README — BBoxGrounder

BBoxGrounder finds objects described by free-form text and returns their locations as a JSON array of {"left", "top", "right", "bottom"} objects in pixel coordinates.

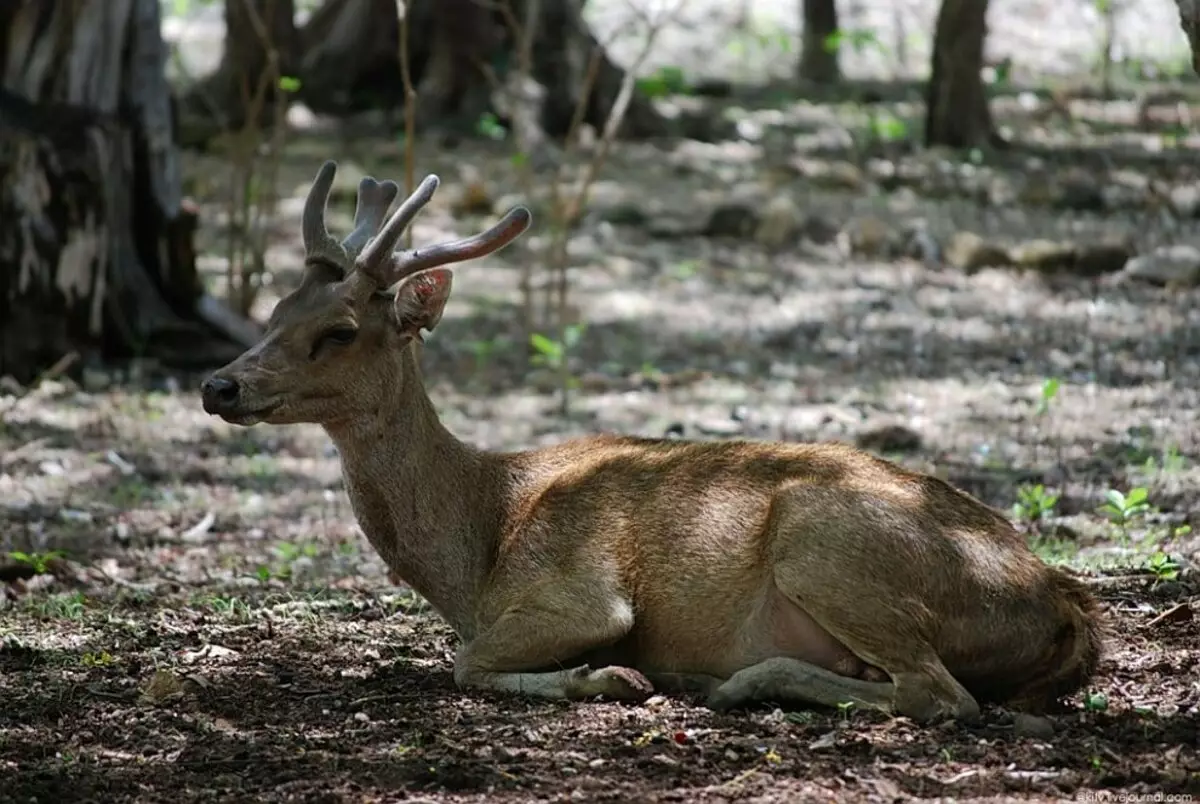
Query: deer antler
[
  {"left": 355, "top": 173, "right": 533, "bottom": 288},
  {"left": 342, "top": 176, "right": 401, "bottom": 260},
  {"left": 302, "top": 160, "right": 346, "bottom": 270}
]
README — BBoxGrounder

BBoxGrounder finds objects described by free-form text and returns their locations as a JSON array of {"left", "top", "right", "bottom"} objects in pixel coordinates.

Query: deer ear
[{"left": 393, "top": 268, "right": 453, "bottom": 341}]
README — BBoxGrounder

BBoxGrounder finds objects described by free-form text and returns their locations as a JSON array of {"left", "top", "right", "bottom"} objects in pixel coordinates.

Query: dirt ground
[{"left": 3, "top": 78, "right": 1200, "bottom": 801}]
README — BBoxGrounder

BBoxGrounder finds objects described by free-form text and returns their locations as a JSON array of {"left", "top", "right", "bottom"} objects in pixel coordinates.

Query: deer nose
[{"left": 200, "top": 375, "right": 240, "bottom": 413}]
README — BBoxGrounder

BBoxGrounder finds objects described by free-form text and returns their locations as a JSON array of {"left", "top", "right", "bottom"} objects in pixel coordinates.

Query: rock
[
  {"left": 1013, "top": 713, "right": 1055, "bottom": 739},
  {"left": 450, "top": 179, "right": 494, "bottom": 216},
  {"left": 798, "top": 213, "right": 841, "bottom": 245},
  {"left": 1168, "top": 183, "right": 1200, "bottom": 218},
  {"left": 597, "top": 202, "right": 650, "bottom": 227},
  {"left": 856, "top": 425, "right": 922, "bottom": 454},
  {"left": 1118, "top": 244, "right": 1200, "bottom": 286},
  {"left": 791, "top": 158, "right": 865, "bottom": 191},
  {"left": 899, "top": 220, "right": 941, "bottom": 264},
  {"left": 945, "top": 231, "right": 1009, "bottom": 272},
  {"left": 1010, "top": 239, "right": 1078, "bottom": 273},
  {"left": 1052, "top": 169, "right": 1105, "bottom": 212},
  {"left": 755, "top": 193, "right": 802, "bottom": 249},
  {"left": 1073, "top": 241, "right": 1134, "bottom": 276},
  {"left": 695, "top": 418, "right": 744, "bottom": 437},
  {"left": 704, "top": 201, "right": 760, "bottom": 238},
  {"left": 838, "top": 216, "right": 894, "bottom": 258}
]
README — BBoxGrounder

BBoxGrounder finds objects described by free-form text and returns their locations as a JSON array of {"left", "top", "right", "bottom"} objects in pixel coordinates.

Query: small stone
[
  {"left": 704, "top": 201, "right": 760, "bottom": 238},
  {"left": 945, "top": 231, "right": 1009, "bottom": 272},
  {"left": 1009, "top": 239, "right": 1077, "bottom": 273},
  {"left": 1119, "top": 244, "right": 1200, "bottom": 287},
  {"left": 856, "top": 425, "right": 922, "bottom": 454},
  {"left": 1169, "top": 183, "right": 1200, "bottom": 218},
  {"left": 354, "top": 711, "right": 370, "bottom": 723},
  {"left": 755, "top": 193, "right": 802, "bottom": 249},
  {"left": 1013, "top": 713, "right": 1054, "bottom": 739},
  {"left": 1073, "top": 241, "right": 1134, "bottom": 276},
  {"left": 450, "top": 180, "right": 494, "bottom": 216},
  {"left": 838, "top": 216, "right": 894, "bottom": 258}
]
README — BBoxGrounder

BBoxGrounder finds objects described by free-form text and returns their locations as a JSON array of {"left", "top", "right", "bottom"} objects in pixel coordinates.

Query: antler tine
[
  {"left": 356, "top": 174, "right": 441, "bottom": 285},
  {"left": 341, "top": 177, "right": 400, "bottom": 260},
  {"left": 386, "top": 206, "right": 534, "bottom": 286},
  {"left": 302, "top": 160, "right": 346, "bottom": 268}
]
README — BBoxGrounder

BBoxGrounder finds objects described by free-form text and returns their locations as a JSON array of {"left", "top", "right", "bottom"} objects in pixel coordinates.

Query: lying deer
[{"left": 200, "top": 161, "right": 1104, "bottom": 725}]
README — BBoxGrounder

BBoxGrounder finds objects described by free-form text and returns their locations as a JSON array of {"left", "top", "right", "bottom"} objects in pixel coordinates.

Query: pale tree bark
[
  {"left": 923, "top": 0, "right": 995, "bottom": 148},
  {"left": 798, "top": 0, "right": 840, "bottom": 84},
  {"left": 1174, "top": 0, "right": 1200, "bottom": 73},
  {"left": 0, "top": 0, "right": 249, "bottom": 384}
]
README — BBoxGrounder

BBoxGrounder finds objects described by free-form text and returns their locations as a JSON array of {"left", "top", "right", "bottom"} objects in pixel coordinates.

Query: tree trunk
[
  {"left": 1174, "top": 0, "right": 1200, "bottom": 74},
  {"left": 176, "top": 0, "right": 299, "bottom": 146},
  {"left": 0, "top": 0, "right": 251, "bottom": 385},
  {"left": 798, "top": 0, "right": 840, "bottom": 84},
  {"left": 923, "top": 0, "right": 995, "bottom": 148},
  {"left": 292, "top": 0, "right": 670, "bottom": 140}
]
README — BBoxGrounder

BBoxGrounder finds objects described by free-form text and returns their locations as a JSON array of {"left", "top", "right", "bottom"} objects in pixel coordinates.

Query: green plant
[
  {"left": 836, "top": 700, "right": 856, "bottom": 723},
  {"left": 1145, "top": 551, "right": 1180, "bottom": 584},
  {"left": 530, "top": 322, "right": 587, "bottom": 414},
  {"left": 1143, "top": 444, "right": 1186, "bottom": 475},
  {"left": 1036, "top": 377, "right": 1061, "bottom": 416},
  {"left": 35, "top": 591, "right": 87, "bottom": 620},
  {"left": 81, "top": 650, "right": 115, "bottom": 667},
  {"left": 7, "top": 550, "right": 65, "bottom": 574},
  {"left": 1012, "top": 484, "right": 1059, "bottom": 528},
  {"left": 635, "top": 65, "right": 691, "bottom": 98},
  {"left": 1097, "top": 487, "right": 1150, "bottom": 545}
]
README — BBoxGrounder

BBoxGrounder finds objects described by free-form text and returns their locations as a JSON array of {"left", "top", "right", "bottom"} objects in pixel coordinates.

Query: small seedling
[
  {"left": 1012, "top": 484, "right": 1059, "bottom": 527},
  {"left": 836, "top": 700, "right": 856, "bottom": 723},
  {"left": 81, "top": 650, "right": 115, "bottom": 667},
  {"left": 1097, "top": 487, "right": 1150, "bottom": 545},
  {"left": 1035, "top": 377, "right": 1061, "bottom": 416},
  {"left": 7, "top": 550, "right": 65, "bottom": 574},
  {"left": 1083, "top": 692, "right": 1108, "bottom": 712},
  {"left": 1146, "top": 551, "right": 1180, "bottom": 584}
]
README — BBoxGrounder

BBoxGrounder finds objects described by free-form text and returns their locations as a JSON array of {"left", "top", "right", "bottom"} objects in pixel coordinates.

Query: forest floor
[{"left": 4, "top": 77, "right": 1200, "bottom": 802}]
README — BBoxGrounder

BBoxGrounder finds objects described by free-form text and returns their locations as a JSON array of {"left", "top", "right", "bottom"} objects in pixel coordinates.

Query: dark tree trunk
[
  {"left": 1174, "top": 0, "right": 1200, "bottom": 74},
  {"left": 923, "top": 0, "right": 995, "bottom": 148},
  {"left": 798, "top": 0, "right": 840, "bottom": 84},
  {"left": 176, "top": 0, "right": 299, "bottom": 146},
  {"left": 0, "top": 0, "right": 251, "bottom": 385},
  {"left": 292, "top": 0, "right": 670, "bottom": 140}
]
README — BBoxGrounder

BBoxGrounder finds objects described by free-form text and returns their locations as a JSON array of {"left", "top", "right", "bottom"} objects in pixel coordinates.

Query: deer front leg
[{"left": 453, "top": 594, "right": 654, "bottom": 703}]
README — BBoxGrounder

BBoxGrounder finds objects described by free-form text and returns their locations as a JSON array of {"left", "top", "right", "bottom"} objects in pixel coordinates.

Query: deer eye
[{"left": 311, "top": 327, "right": 358, "bottom": 358}]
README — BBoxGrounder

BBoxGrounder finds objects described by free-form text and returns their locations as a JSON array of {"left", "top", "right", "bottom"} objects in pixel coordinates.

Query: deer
[{"left": 200, "top": 161, "right": 1105, "bottom": 727}]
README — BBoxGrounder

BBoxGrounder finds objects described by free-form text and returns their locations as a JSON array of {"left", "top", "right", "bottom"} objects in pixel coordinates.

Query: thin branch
[{"left": 399, "top": 0, "right": 418, "bottom": 249}]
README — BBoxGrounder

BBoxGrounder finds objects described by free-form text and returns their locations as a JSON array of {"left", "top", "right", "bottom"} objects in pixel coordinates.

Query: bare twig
[
  {"left": 542, "top": 0, "right": 688, "bottom": 414},
  {"left": 399, "top": 0, "right": 418, "bottom": 249}
]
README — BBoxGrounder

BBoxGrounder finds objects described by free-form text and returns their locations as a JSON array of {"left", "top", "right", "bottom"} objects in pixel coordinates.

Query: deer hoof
[{"left": 584, "top": 666, "right": 654, "bottom": 702}]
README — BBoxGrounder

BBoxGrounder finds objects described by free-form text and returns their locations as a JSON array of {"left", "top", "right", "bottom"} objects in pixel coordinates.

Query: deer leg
[
  {"left": 453, "top": 595, "right": 653, "bottom": 703},
  {"left": 770, "top": 573, "right": 981, "bottom": 725},
  {"left": 707, "top": 656, "right": 896, "bottom": 713}
]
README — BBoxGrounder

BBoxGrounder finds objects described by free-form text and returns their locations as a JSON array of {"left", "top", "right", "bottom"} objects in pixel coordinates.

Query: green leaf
[
  {"left": 530, "top": 333, "right": 563, "bottom": 359},
  {"left": 278, "top": 75, "right": 302, "bottom": 93},
  {"left": 1125, "top": 487, "right": 1148, "bottom": 506}
]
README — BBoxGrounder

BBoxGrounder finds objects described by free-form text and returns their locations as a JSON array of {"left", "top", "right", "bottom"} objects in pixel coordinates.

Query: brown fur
[{"left": 200, "top": 163, "right": 1105, "bottom": 725}]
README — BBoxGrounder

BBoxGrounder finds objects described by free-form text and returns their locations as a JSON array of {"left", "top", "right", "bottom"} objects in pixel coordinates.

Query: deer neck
[{"left": 322, "top": 343, "right": 501, "bottom": 640}]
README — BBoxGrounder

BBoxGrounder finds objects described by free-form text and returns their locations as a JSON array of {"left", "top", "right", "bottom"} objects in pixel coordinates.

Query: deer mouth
[{"left": 218, "top": 401, "right": 282, "bottom": 426}]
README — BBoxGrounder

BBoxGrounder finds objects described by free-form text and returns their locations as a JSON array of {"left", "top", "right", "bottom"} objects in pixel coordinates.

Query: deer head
[{"left": 200, "top": 160, "right": 532, "bottom": 427}]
